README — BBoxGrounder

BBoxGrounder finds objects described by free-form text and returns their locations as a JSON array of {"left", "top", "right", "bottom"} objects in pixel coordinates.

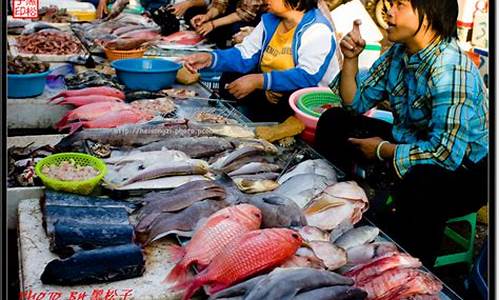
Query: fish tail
[
  {"left": 176, "top": 276, "right": 205, "bottom": 300},
  {"left": 164, "top": 245, "right": 188, "bottom": 283},
  {"left": 62, "top": 122, "right": 84, "bottom": 134},
  {"left": 54, "top": 113, "right": 70, "bottom": 130},
  {"left": 165, "top": 244, "right": 186, "bottom": 262},
  {"left": 48, "top": 92, "right": 66, "bottom": 102}
]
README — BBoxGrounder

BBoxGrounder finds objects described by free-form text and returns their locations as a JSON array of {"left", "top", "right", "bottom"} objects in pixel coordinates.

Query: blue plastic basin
[
  {"left": 111, "top": 58, "right": 181, "bottom": 91},
  {"left": 8, "top": 70, "right": 50, "bottom": 98}
]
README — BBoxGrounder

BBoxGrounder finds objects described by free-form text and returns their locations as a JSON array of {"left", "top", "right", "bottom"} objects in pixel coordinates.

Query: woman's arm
[{"left": 212, "top": 12, "right": 243, "bottom": 28}]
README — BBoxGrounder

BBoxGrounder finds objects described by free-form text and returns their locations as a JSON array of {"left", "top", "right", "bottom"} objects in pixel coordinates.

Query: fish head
[
  {"left": 265, "top": 228, "right": 303, "bottom": 249},
  {"left": 230, "top": 203, "right": 262, "bottom": 229}
]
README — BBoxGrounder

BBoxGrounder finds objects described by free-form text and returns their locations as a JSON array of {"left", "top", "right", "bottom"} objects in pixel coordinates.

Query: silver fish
[
  {"left": 210, "top": 275, "right": 267, "bottom": 299},
  {"left": 346, "top": 241, "right": 399, "bottom": 265},
  {"left": 307, "top": 241, "right": 347, "bottom": 271},
  {"left": 228, "top": 162, "right": 282, "bottom": 176},
  {"left": 274, "top": 174, "right": 335, "bottom": 208},
  {"left": 112, "top": 175, "right": 208, "bottom": 191},
  {"left": 211, "top": 146, "right": 267, "bottom": 170},
  {"left": 136, "top": 137, "right": 233, "bottom": 158},
  {"left": 104, "top": 149, "right": 189, "bottom": 165},
  {"left": 298, "top": 226, "right": 329, "bottom": 242},
  {"left": 278, "top": 159, "right": 338, "bottom": 184},
  {"left": 334, "top": 226, "right": 380, "bottom": 250},
  {"left": 242, "top": 194, "right": 306, "bottom": 228},
  {"left": 231, "top": 172, "right": 280, "bottom": 181},
  {"left": 329, "top": 219, "right": 355, "bottom": 243}
]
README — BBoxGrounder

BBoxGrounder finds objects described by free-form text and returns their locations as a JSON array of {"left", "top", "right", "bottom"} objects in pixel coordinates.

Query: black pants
[
  {"left": 219, "top": 72, "right": 294, "bottom": 122},
  {"left": 184, "top": 6, "right": 260, "bottom": 49},
  {"left": 316, "top": 108, "right": 488, "bottom": 267}
]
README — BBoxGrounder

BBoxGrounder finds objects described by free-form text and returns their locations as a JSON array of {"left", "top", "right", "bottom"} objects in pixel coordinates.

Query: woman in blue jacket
[{"left": 182, "top": 0, "right": 340, "bottom": 121}]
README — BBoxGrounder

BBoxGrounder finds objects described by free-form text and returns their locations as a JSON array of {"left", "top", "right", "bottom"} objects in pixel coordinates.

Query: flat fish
[
  {"left": 298, "top": 226, "right": 329, "bottom": 242},
  {"left": 334, "top": 226, "right": 380, "bottom": 250},
  {"left": 112, "top": 175, "right": 208, "bottom": 191},
  {"left": 329, "top": 219, "right": 355, "bottom": 243},
  {"left": 40, "top": 244, "right": 144, "bottom": 285},
  {"left": 137, "top": 137, "right": 234, "bottom": 158},
  {"left": 243, "top": 194, "right": 306, "bottom": 228},
  {"left": 346, "top": 242, "right": 399, "bottom": 265},
  {"left": 278, "top": 159, "right": 338, "bottom": 184},
  {"left": 274, "top": 174, "right": 335, "bottom": 208},
  {"left": 307, "top": 241, "right": 347, "bottom": 271}
]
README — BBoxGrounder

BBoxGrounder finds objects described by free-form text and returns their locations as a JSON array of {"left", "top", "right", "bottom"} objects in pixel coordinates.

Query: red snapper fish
[
  {"left": 49, "top": 95, "right": 124, "bottom": 107},
  {"left": 165, "top": 204, "right": 262, "bottom": 285},
  {"left": 54, "top": 102, "right": 131, "bottom": 130},
  {"left": 176, "top": 228, "right": 303, "bottom": 300},
  {"left": 61, "top": 109, "right": 151, "bottom": 134},
  {"left": 48, "top": 87, "right": 125, "bottom": 102}
]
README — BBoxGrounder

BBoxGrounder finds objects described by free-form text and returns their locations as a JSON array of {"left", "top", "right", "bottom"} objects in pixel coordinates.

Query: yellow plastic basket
[
  {"left": 104, "top": 48, "right": 146, "bottom": 62},
  {"left": 35, "top": 153, "right": 107, "bottom": 195}
]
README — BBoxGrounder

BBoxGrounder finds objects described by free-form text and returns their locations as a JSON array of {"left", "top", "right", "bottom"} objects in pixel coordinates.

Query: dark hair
[
  {"left": 284, "top": 0, "right": 317, "bottom": 12},
  {"left": 409, "top": 0, "right": 458, "bottom": 38}
]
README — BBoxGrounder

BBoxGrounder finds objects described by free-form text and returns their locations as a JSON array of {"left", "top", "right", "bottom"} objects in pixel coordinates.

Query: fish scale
[{"left": 179, "top": 228, "right": 302, "bottom": 300}]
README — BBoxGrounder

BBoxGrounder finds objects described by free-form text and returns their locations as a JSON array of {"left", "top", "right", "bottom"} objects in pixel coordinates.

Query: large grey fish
[
  {"left": 307, "top": 241, "right": 347, "bottom": 271},
  {"left": 55, "top": 125, "right": 214, "bottom": 151},
  {"left": 278, "top": 159, "right": 338, "bottom": 184},
  {"left": 112, "top": 159, "right": 209, "bottom": 186},
  {"left": 274, "top": 174, "right": 335, "bottom": 208},
  {"left": 228, "top": 162, "right": 282, "bottom": 176},
  {"left": 136, "top": 136, "right": 234, "bottom": 158},
  {"left": 210, "top": 275, "right": 267, "bottom": 299},
  {"left": 244, "top": 267, "right": 354, "bottom": 300},
  {"left": 293, "top": 285, "right": 368, "bottom": 300},
  {"left": 241, "top": 194, "right": 306, "bottom": 228},
  {"left": 334, "top": 226, "right": 380, "bottom": 250},
  {"left": 136, "top": 181, "right": 225, "bottom": 227},
  {"left": 211, "top": 146, "right": 267, "bottom": 171},
  {"left": 329, "top": 219, "right": 355, "bottom": 243},
  {"left": 112, "top": 175, "right": 208, "bottom": 191},
  {"left": 346, "top": 241, "right": 399, "bottom": 265},
  {"left": 104, "top": 149, "right": 189, "bottom": 165},
  {"left": 136, "top": 199, "right": 228, "bottom": 244}
]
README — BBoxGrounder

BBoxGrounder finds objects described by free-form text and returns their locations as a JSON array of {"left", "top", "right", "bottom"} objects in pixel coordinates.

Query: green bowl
[{"left": 297, "top": 91, "right": 342, "bottom": 118}]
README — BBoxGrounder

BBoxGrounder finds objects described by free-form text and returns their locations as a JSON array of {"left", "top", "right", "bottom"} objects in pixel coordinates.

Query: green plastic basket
[
  {"left": 35, "top": 153, "right": 107, "bottom": 195},
  {"left": 297, "top": 91, "right": 342, "bottom": 118}
]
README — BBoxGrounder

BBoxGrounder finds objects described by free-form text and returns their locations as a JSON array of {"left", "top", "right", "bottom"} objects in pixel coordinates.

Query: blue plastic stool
[{"left": 469, "top": 239, "right": 488, "bottom": 299}]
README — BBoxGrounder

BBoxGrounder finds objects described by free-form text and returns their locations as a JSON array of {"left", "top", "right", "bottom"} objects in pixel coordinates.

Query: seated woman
[
  {"left": 316, "top": 0, "right": 488, "bottom": 267},
  {"left": 182, "top": 0, "right": 340, "bottom": 121}
]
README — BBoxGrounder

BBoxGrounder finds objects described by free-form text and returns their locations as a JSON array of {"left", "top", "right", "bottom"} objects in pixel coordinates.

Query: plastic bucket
[{"left": 8, "top": 70, "right": 50, "bottom": 98}]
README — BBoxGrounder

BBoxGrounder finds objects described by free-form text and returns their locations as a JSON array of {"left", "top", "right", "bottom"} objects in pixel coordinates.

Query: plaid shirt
[
  {"left": 210, "top": 0, "right": 265, "bottom": 21},
  {"left": 330, "top": 38, "right": 489, "bottom": 178}
]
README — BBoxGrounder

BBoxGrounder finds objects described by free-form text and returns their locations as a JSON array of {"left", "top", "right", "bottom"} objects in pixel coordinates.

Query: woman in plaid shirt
[{"left": 316, "top": 0, "right": 488, "bottom": 267}]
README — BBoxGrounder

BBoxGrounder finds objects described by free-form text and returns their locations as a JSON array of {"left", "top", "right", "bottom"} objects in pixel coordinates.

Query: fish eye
[
  {"left": 254, "top": 212, "right": 261, "bottom": 217},
  {"left": 292, "top": 233, "right": 299, "bottom": 239}
]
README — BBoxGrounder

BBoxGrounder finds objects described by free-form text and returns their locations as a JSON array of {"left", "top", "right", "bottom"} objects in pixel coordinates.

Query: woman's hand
[
  {"left": 191, "top": 14, "right": 210, "bottom": 28},
  {"left": 226, "top": 74, "right": 263, "bottom": 99},
  {"left": 348, "top": 137, "right": 384, "bottom": 160},
  {"left": 180, "top": 53, "right": 212, "bottom": 73},
  {"left": 96, "top": 0, "right": 108, "bottom": 19},
  {"left": 169, "top": 1, "right": 193, "bottom": 17},
  {"left": 340, "top": 19, "right": 366, "bottom": 59},
  {"left": 196, "top": 21, "right": 215, "bottom": 36}
]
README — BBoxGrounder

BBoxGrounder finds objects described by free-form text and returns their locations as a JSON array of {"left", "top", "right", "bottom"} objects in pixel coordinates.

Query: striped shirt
[{"left": 329, "top": 38, "right": 488, "bottom": 178}]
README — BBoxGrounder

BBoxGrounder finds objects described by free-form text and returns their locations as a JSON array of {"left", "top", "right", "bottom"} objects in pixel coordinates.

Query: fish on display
[
  {"left": 111, "top": 175, "right": 208, "bottom": 191},
  {"left": 41, "top": 244, "right": 144, "bottom": 285},
  {"left": 49, "top": 95, "right": 124, "bottom": 107},
  {"left": 333, "top": 226, "right": 380, "bottom": 250},
  {"left": 231, "top": 172, "right": 280, "bottom": 181},
  {"left": 176, "top": 228, "right": 303, "bottom": 300},
  {"left": 356, "top": 268, "right": 442, "bottom": 300},
  {"left": 219, "top": 155, "right": 272, "bottom": 174},
  {"left": 233, "top": 178, "right": 279, "bottom": 194},
  {"left": 273, "top": 173, "right": 335, "bottom": 208},
  {"left": 210, "top": 267, "right": 360, "bottom": 300},
  {"left": 346, "top": 242, "right": 399, "bottom": 266},
  {"left": 304, "top": 181, "right": 369, "bottom": 231},
  {"left": 54, "top": 101, "right": 131, "bottom": 130},
  {"left": 105, "top": 149, "right": 189, "bottom": 166},
  {"left": 49, "top": 87, "right": 125, "bottom": 102},
  {"left": 165, "top": 204, "right": 262, "bottom": 284},
  {"left": 125, "top": 90, "right": 166, "bottom": 102},
  {"left": 137, "top": 137, "right": 234, "bottom": 158},
  {"left": 211, "top": 146, "right": 269, "bottom": 171},
  {"left": 228, "top": 162, "right": 282, "bottom": 177},
  {"left": 306, "top": 241, "right": 347, "bottom": 271},
  {"left": 61, "top": 109, "right": 151, "bottom": 134},
  {"left": 106, "top": 159, "right": 209, "bottom": 187},
  {"left": 293, "top": 285, "right": 368, "bottom": 300},
  {"left": 278, "top": 159, "right": 338, "bottom": 184},
  {"left": 344, "top": 252, "right": 422, "bottom": 285},
  {"left": 298, "top": 226, "right": 329, "bottom": 242},
  {"left": 193, "top": 123, "right": 255, "bottom": 139},
  {"left": 136, "top": 199, "right": 228, "bottom": 243},
  {"left": 21, "top": 22, "right": 61, "bottom": 35},
  {"left": 243, "top": 194, "right": 306, "bottom": 228},
  {"left": 136, "top": 180, "right": 226, "bottom": 230}
]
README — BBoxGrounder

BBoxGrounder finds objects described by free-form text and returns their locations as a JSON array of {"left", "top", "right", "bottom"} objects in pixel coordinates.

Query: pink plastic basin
[{"left": 289, "top": 87, "right": 333, "bottom": 144}]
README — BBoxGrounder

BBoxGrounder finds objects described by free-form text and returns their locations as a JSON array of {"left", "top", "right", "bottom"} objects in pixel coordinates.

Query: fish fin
[
  {"left": 165, "top": 262, "right": 188, "bottom": 285},
  {"left": 172, "top": 275, "right": 206, "bottom": 300},
  {"left": 262, "top": 196, "right": 285, "bottom": 206},
  {"left": 304, "top": 198, "right": 345, "bottom": 215},
  {"left": 204, "top": 214, "right": 230, "bottom": 227},
  {"left": 53, "top": 112, "right": 71, "bottom": 130},
  {"left": 48, "top": 92, "right": 65, "bottom": 102},
  {"left": 62, "top": 122, "right": 84, "bottom": 134},
  {"left": 165, "top": 244, "right": 186, "bottom": 263}
]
